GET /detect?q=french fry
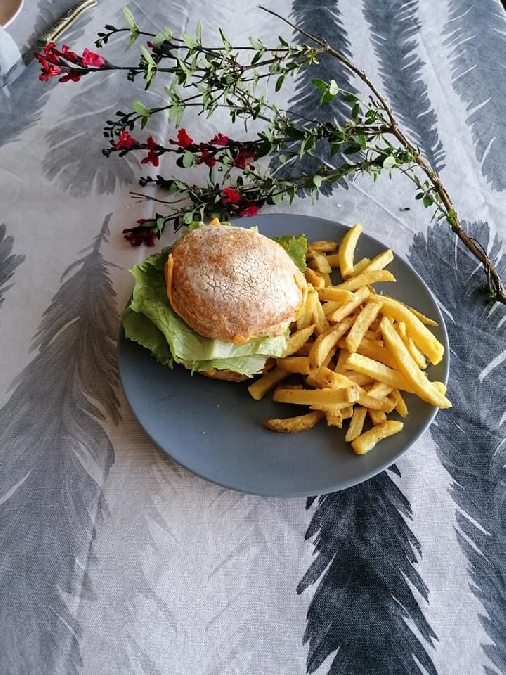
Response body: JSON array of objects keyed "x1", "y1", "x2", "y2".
[
  {"x1": 356, "y1": 337, "x2": 401, "y2": 370},
  {"x1": 317, "y1": 287, "x2": 354, "y2": 304},
  {"x1": 368, "y1": 409, "x2": 387, "y2": 425},
  {"x1": 345, "y1": 406, "x2": 367, "y2": 442},
  {"x1": 327, "y1": 286, "x2": 371, "y2": 323},
  {"x1": 297, "y1": 289, "x2": 318, "y2": 330},
  {"x1": 308, "y1": 250, "x2": 332, "y2": 274},
  {"x1": 381, "y1": 295, "x2": 438, "y2": 327},
  {"x1": 379, "y1": 317, "x2": 451, "y2": 407},
  {"x1": 273, "y1": 387, "x2": 354, "y2": 406},
  {"x1": 366, "y1": 381, "x2": 394, "y2": 398},
  {"x1": 379, "y1": 296, "x2": 444, "y2": 364},
  {"x1": 325, "y1": 410, "x2": 343, "y2": 428},
  {"x1": 361, "y1": 249, "x2": 394, "y2": 273},
  {"x1": 392, "y1": 389, "x2": 408, "y2": 418},
  {"x1": 345, "y1": 301, "x2": 383, "y2": 353},
  {"x1": 305, "y1": 267, "x2": 326, "y2": 289},
  {"x1": 396, "y1": 321, "x2": 427, "y2": 370},
  {"x1": 312, "y1": 296, "x2": 330, "y2": 335},
  {"x1": 338, "y1": 223, "x2": 363, "y2": 278},
  {"x1": 276, "y1": 356, "x2": 311, "y2": 375},
  {"x1": 350, "y1": 257, "x2": 372, "y2": 277},
  {"x1": 248, "y1": 367, "x2": 291, "y2": 401},
  {"x1": 334, "y1": 269, "x2": 395, "y2": 292},
  {"x1": 306, "y1": 367, "x2": 357, "y2": 390},
  {"x1": 345, "y1": 352, "x2": 413, "y2": 392},
  {"x1": 309, "y1": 318, "x2": 354, "y2": 369},
  {"x1": 283, "y1": 325, "x2": 316, "y2": 357},
  {"x1": 263, "y1": 410, "x2": 324, "y2": 433},
  {"x1": 307, "y1": 240, "x2": 339, "y2": 253},
  {"x1": 356, "y1": 389, "x2": 397, "y2": 412},
  {"x1": 352, "y1": 421, "x2": 404, "y2": 455}
]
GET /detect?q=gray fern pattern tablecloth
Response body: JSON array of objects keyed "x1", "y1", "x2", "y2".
[{"x1": 1, "y1": 1, "x2": 506, "y2": 674}]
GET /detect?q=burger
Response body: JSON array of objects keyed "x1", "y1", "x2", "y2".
[{"x1": 122, "y1": 221, "x2": 308, "y2": 381}]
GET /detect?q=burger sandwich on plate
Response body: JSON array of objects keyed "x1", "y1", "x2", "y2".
[{"x1": 122, "y1": 220, "x2": 308, "y2": 381}]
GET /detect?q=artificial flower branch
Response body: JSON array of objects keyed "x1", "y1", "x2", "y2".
[{"x1": 34, "y1": 6, "x2": 505, "y2": 303}]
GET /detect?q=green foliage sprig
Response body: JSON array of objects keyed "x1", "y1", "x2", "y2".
[{"x1": 38, "y1": 6, "x2": 506, "y2": 303}]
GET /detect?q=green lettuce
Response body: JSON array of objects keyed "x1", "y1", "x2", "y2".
[{"x1": 122, "y1": 228, "x2": 307, "y2": 377}]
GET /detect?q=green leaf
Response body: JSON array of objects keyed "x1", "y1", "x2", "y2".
[
  {"x1": 312, "y1": 78, "x2": 327, "y2": 91},
  {"x1": 183, "y1": 210, "x2": 194, "y2": 224},
  {"x1": 182, "y1": 33, "x2": 195, "y2": 48},
  {"x1": 126, "y1": 31, "x2": 139, "y2": 52},
  {"x1": 123, "y1": 7, "x2": 136, "y2": 29},
  {"x1": 275, "y1": 75, "x2": 285, "y2": 92},
  {"x1": 313, "y1": 175, "x2": 323, "y2": 189},
  {"x1": 182, "y1": 151, "x2": 195, "y2": 168},
  {"x1": 140, "y1": 44, "x2": 155, "y2": 66},
  {"x1": 422, "y1": 195, "x2": 433, "y2": 208},
  {"x1": 131, "y1": 100, "x2": 151, "y2": 117},
  {"x1": 271, "y1": 234, "x2": 308, "y2": 272},
  {"x1": 196, "y1": 20, "x2": 202, "y2": 43},
  {"x1": 352, "y1": 102, "x2": 360, "y2": 118},
  {"x1": 249, "y1": 36, "x2": 264, "y2": 50},
  {"x1": 382, "y1": 155, "x2": 396, "y2": 169}
]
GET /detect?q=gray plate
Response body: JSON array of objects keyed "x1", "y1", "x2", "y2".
[{"x1": 117, "y1": 214, "x2": 449, "y2": 497}]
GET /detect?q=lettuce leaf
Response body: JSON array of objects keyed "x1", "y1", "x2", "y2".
[
  {"x1": 271, "y1": 234, "x2": 307, "y2": 272},
  {"x1": 122, "y1": 227, "x2": 307, "y2": 376}
]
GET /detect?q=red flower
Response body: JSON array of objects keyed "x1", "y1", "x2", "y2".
[
  {"x1": 81, "y1": 48, "x2": 105, "y2": 67},
  {"x1": 197, "y1": 149, "x2": 216, "y2": 167},
  {"x1": 42, "y1": 42, "x2": 60, "y2": 64},
  {"x1": 60, "y1": 44, "x2": 80, "y2": 63},
  {"x1": 123, "y1": 223, "x2": 157, "y2": 246},
  {"x1": 238, "y1": 205, "x2": 260, "y2": 217},
  {"x1": 221, "y1": 187, "x2": 241, "y2": 205},
  {"x1": 170, "y1": 128, "x2": 193, "y2": 148},
  {"x1": 114, "y1": 130, "x2": 138, "y2": 150},
  {"x1": 147, "y1": 41, "x2": 154, "y2": 49},
  {"x1": 233, "y1": 148, "x2": 256, "y2": 169},
  {"x1": 141, "y1": 135, "x2": 160, "y2": 166},
  {"x1": 59, "y1": 70, "x2": 81, "y2": 83},
  {"x1": 209, "y1": 133, "x2": 229, "y2": 146},
  {"x1": 36, "y1": 57, "x2": 62, "y2": 81}
]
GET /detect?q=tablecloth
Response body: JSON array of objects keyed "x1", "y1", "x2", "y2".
[{"x1": 1, "y1": 1, "x2": 506, "y2": 673}]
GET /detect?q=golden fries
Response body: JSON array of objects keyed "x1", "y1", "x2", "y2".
[
  {"x1": 352, "y1": 421, "x2": 404, "y2": 455},
  {"x1": 247, "y1": 224, "x2": 449, "y2": 457},
  {"x1": 263, "y1": 410, "x2": 324, "y2": 433}
]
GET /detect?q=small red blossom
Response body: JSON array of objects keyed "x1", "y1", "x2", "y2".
[
  {"x1": 60, "y1": 44, "x2": 80, "y2": 63},
  {"x1": 197, "y1": 149, "x2": 216, "y2": 167},
  {"x1": 123, "y1": 223, "x2": 157, "y2": 247},
  {"x1": 170, "y1": 128, "x2": 193, "y2": 148},
  {"x1": 221, "y1": 187, "x2": 241, "y2": 205},
  {"x1": 37, "y1": 60, "x2": 62, "y2": 81},
  {"x1": 209, "y1": 133, "x2": 229, "y2": 146},
  {"x1": 42, "y1": 42, "x2": 60, "y2": 64},
  {"x1": 81, "y1": 48, "x2": 105, "y2": 68},
  {"x1": 59, "y1": 70, "x2": 81, "y2": 83},
  {"x1": 233, "y1": 148, "x2": 256, "y2": 170},
  {"x1": 238, "y1": 205, "x2": 260, "y2": 217},
  {"x1": 114, "y1": 130, "x2": 138, "y2": 150},
  {"x1": 147, "y1": 41, "x2": 154, "y2": 48},
  {"x1": 141, "y1": 135, "x2": 160, "y2": 166}
]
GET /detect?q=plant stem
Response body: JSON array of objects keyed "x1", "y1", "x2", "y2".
[{"x1": 259, "y1": 5, "x2": 506, "y2": 303}]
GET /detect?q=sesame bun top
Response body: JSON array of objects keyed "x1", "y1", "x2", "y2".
[{"x1": 165, "y1": 224, "x2": 307, "y2": 343}]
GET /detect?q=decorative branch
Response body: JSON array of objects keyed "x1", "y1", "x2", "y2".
[{"x1": 34, "y1": 6, "x2": 506, "y2": 303}]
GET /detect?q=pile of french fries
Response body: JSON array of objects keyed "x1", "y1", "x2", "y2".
[{"x1": 248, "y1": 224, "x2": 451, "y2": 456}]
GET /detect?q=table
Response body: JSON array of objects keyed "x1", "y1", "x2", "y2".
[{"x1": 1, "y1": 1, "x2": 506, "y2": 674}]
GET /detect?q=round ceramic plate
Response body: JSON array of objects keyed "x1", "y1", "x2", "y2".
[{"x1": 117, "y1": 214, "x2": 449, "y2": 497}]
